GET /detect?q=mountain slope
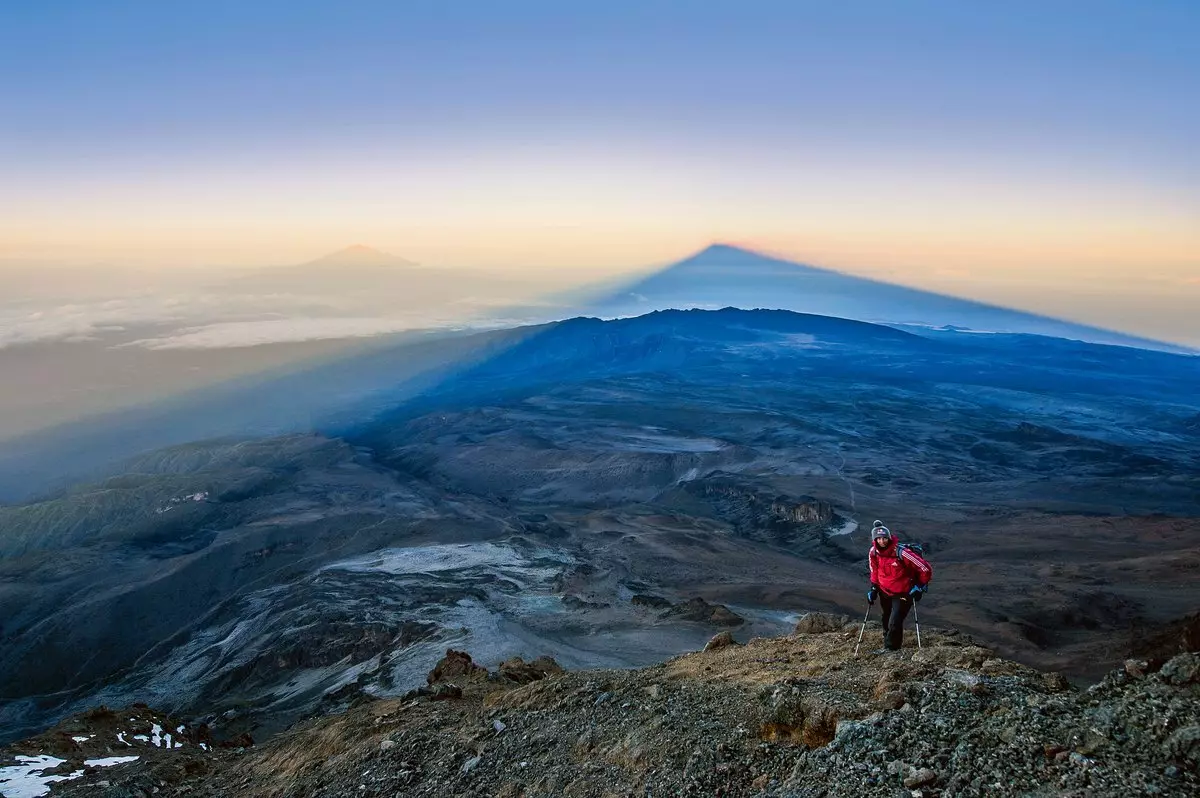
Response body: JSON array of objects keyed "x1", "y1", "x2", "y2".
[
  {"x1": 12, "y1": 626, "x2": 1199, "y2": 798},
  {"x1": 2, "y1": 309, "x2": 1197, "y2": 753}
]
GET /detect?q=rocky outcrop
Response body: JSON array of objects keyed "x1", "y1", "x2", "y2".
[
  {"x1": 426, "y1": 649, "x2": 487, "y2": 685},
  {"x1": 497, "y1": 656, "x2": 565, "y2": 685},
  {"x1": 704, "y1": 631, "x2": 739, "y2": 651},
  {"x1": 560, "y1": 595, "x2": 611, "y2": 610},
  {"x1": 630, "y1": 593, "x2": 673, "y2": 610},
  {"x1": 1160, "y1": 652, "x2": 1200, "y2": 685},
  {"x1": 768, "y1": 497, "x2": 834, "y2": 524},
  {"x1": 681, "y1": 476, "x2": 839, "y2": 548},
  {"x1": 632, "y1": 594, "x2": 746, "y2": 627},
  {"x1": 662, "y1": 597, "x2": 745, "y2": 626},
  {"x1": 698, "y1": 479, "x2": 834, "y2": 525},
  {"x1": 1129, "y1": 611, "x2": 1200, "y2": 664},
  {"x1": 19, "y1": 626, "x2": 1194, "y2": 798},
  {"x1": 793, "y1": 612, "x2": 853, "y2": 634}
]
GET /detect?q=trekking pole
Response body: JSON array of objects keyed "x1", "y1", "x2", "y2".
[
  {"x1": 912, "y1": 601, "x2": 922, "y2": 649},
  {"x1": 852, "y1": 602, "x2": 872, "y2": 658}
]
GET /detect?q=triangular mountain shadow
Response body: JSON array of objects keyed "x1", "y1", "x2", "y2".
[{"x1": 585, "y1": 244, "x2": 1189, "y2": 353}]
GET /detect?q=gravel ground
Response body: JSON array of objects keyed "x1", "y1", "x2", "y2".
[{"x1": 12, "y1": 617, "x2": 1198, "y2": 798}]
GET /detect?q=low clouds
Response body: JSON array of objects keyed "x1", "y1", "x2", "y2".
[
  {"x1": 0, "y1": 300, "x2": 183, "y2": 349},
  {"x1": 0, "y1": 261, "x2": 560, "y2": 350},
  {"x1": 0, "y1": 293, "x2": 301, "y2": 349},
  {"x1": 0, "y1": 302, "x2": 516, "y2": 351},
  {"x1": 123, "y1": 317, "x2": 442, "y2": 349}
]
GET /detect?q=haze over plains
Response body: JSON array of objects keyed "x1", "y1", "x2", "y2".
[{"x1": 2, "y1": 1, "x2": 1198, "y2": 354}]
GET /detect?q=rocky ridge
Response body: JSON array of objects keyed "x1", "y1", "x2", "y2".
[{"x1": 5, "y1": 616, "x2": 1196, "y2": 798}]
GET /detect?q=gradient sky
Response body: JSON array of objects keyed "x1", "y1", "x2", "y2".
[{"x1": 1, "y1": 1, "x2": 1197, "y2": 341}]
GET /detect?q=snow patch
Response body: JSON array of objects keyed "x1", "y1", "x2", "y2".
[
  {"x1": 155, "y1": 491, "x2": 210, "y2": 514},
  {"x1": 604, "y1": 430, "x2": 724, "y2": 453},
  {"x1": 83, "y1": 756, "x2": 140, "y2": 767},
  {"x1": 150, "y1": 722, "x2": 176, "y2": 748},
  {"x1": 829, "y1": 518, "x2": 858, "y2": 537},
  {"x1": 0, "y1": 755, "x2": 83, "y2": 797},
  {"x1": 324, "y1": 542, "x2": 530, "y2": 576}
]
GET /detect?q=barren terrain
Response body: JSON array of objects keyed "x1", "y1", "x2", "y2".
[{"x1": 1, "y1": 308, "x2": 1197, "y2": 750}]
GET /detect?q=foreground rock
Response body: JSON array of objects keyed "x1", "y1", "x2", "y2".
[
  {"x1": 426, "y1": 649, "x2": 488, "y2": 685},
  {"x1": 704, "y1": 630, "x2": 740, "y2": 652},
  {"x1": 792, "y1": 612, "x2": 854, "y2": 635},
  {"x1": 497, "y1": 656, "x2": 566, "y2": 685},
  {"x1": 10, "y1": 626, "x2": 1198, "y2": 798}
]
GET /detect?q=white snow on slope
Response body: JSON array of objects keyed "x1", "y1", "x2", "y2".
[
  {"x1": 0, "y1": 751, "x2": 146, "y2": 797},
  {"x1": 150, "y1": 722, "x2": 181, "y2": 748},
  {"x1": 84, "y1": 756, "x2": 140, "y2": 767},
  {"x1": 324, "y1": 542, "x2": 531, "y2": 575},
  {"x1": 0, "y1": 755, "x2": 81, "y2": 797}
]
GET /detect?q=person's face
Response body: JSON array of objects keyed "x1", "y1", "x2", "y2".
[{"x1": 874, "y1": 536, "x2": 889, "y2": 549}]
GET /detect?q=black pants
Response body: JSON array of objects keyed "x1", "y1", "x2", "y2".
[{"x1": 879, "y1": 593, "x2": 913, "y2": 650}]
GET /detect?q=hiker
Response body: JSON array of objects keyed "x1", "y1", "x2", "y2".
[{"x1": 866, "y1": 520, "x2": 932, "y2": 651}]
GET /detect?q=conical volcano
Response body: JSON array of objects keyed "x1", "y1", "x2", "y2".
[{"x1": 295, "y1": 244, "x2": 419, "y2": 271}]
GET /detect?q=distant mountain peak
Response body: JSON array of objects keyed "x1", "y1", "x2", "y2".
[
  {"x1": 300, "y1": 245, "x2": 418, "y2": 270},
  {"x1": 343, "y1": 243, "x2": 384, "y2": 255}
]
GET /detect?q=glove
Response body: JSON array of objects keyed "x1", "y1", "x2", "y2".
[
  {"x1": 909, "y1": 584, "x2": 926, "y2": 602},
  {"x1": 867, "y1": 586, "x2": 879, "y2": 604}
]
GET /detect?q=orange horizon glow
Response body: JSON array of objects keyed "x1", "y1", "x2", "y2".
[{"x1": 2, "y1": 2, "x2": 1196, "y2": 345}]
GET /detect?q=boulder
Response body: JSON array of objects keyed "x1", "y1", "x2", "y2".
[
  {"x1": 709, "y1": 605, "x2": 746, "y2": 627},
  {"x1": 1159, "y1": 652, "x2": 1200, "y2": 686},
  {"x1": 1041, "y1": 672, "x2": 1071, "y2": 693},
  {"x1": 498, "y1": 655, "x2": 565, "y2": 684},
  {"x1": 793, "y1": 613, "x2": 852, "y2": 635},
  {"x1": 429, "y1": 683, "x2": 463, "y2": 701},
  {"x1": 1124, "y1": 659, "x2": 1150, "y2": 678},
  {"x1": 427, "y1": 649, "x2": 487, "y2": 685},
  {"x1": 903, "y1": 767, "x2": 937, "y2": 789},
  {"x1": 1165, "y1": 726, "x2": 1200, "y2": 767},
  {"x1": 704, "y1": 631, "x2": 739, "y2": 652}
]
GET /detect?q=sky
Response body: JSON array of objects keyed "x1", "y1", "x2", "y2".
[{"x1": 1, "y1": 0, "x2": 1198, "y2": 343}]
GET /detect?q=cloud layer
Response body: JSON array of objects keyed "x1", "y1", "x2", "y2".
[{"x1": 123, "y1": 317, "x2": 447, "y2": 349}]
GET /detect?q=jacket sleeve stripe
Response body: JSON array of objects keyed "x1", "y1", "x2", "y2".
[{"x1": 900, "y1": 548, "x2": 931, "y2": 576}]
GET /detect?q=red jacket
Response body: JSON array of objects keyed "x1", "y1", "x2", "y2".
[{"x1": 869, "y1": 534, "x2": 932, "y2": 596}]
